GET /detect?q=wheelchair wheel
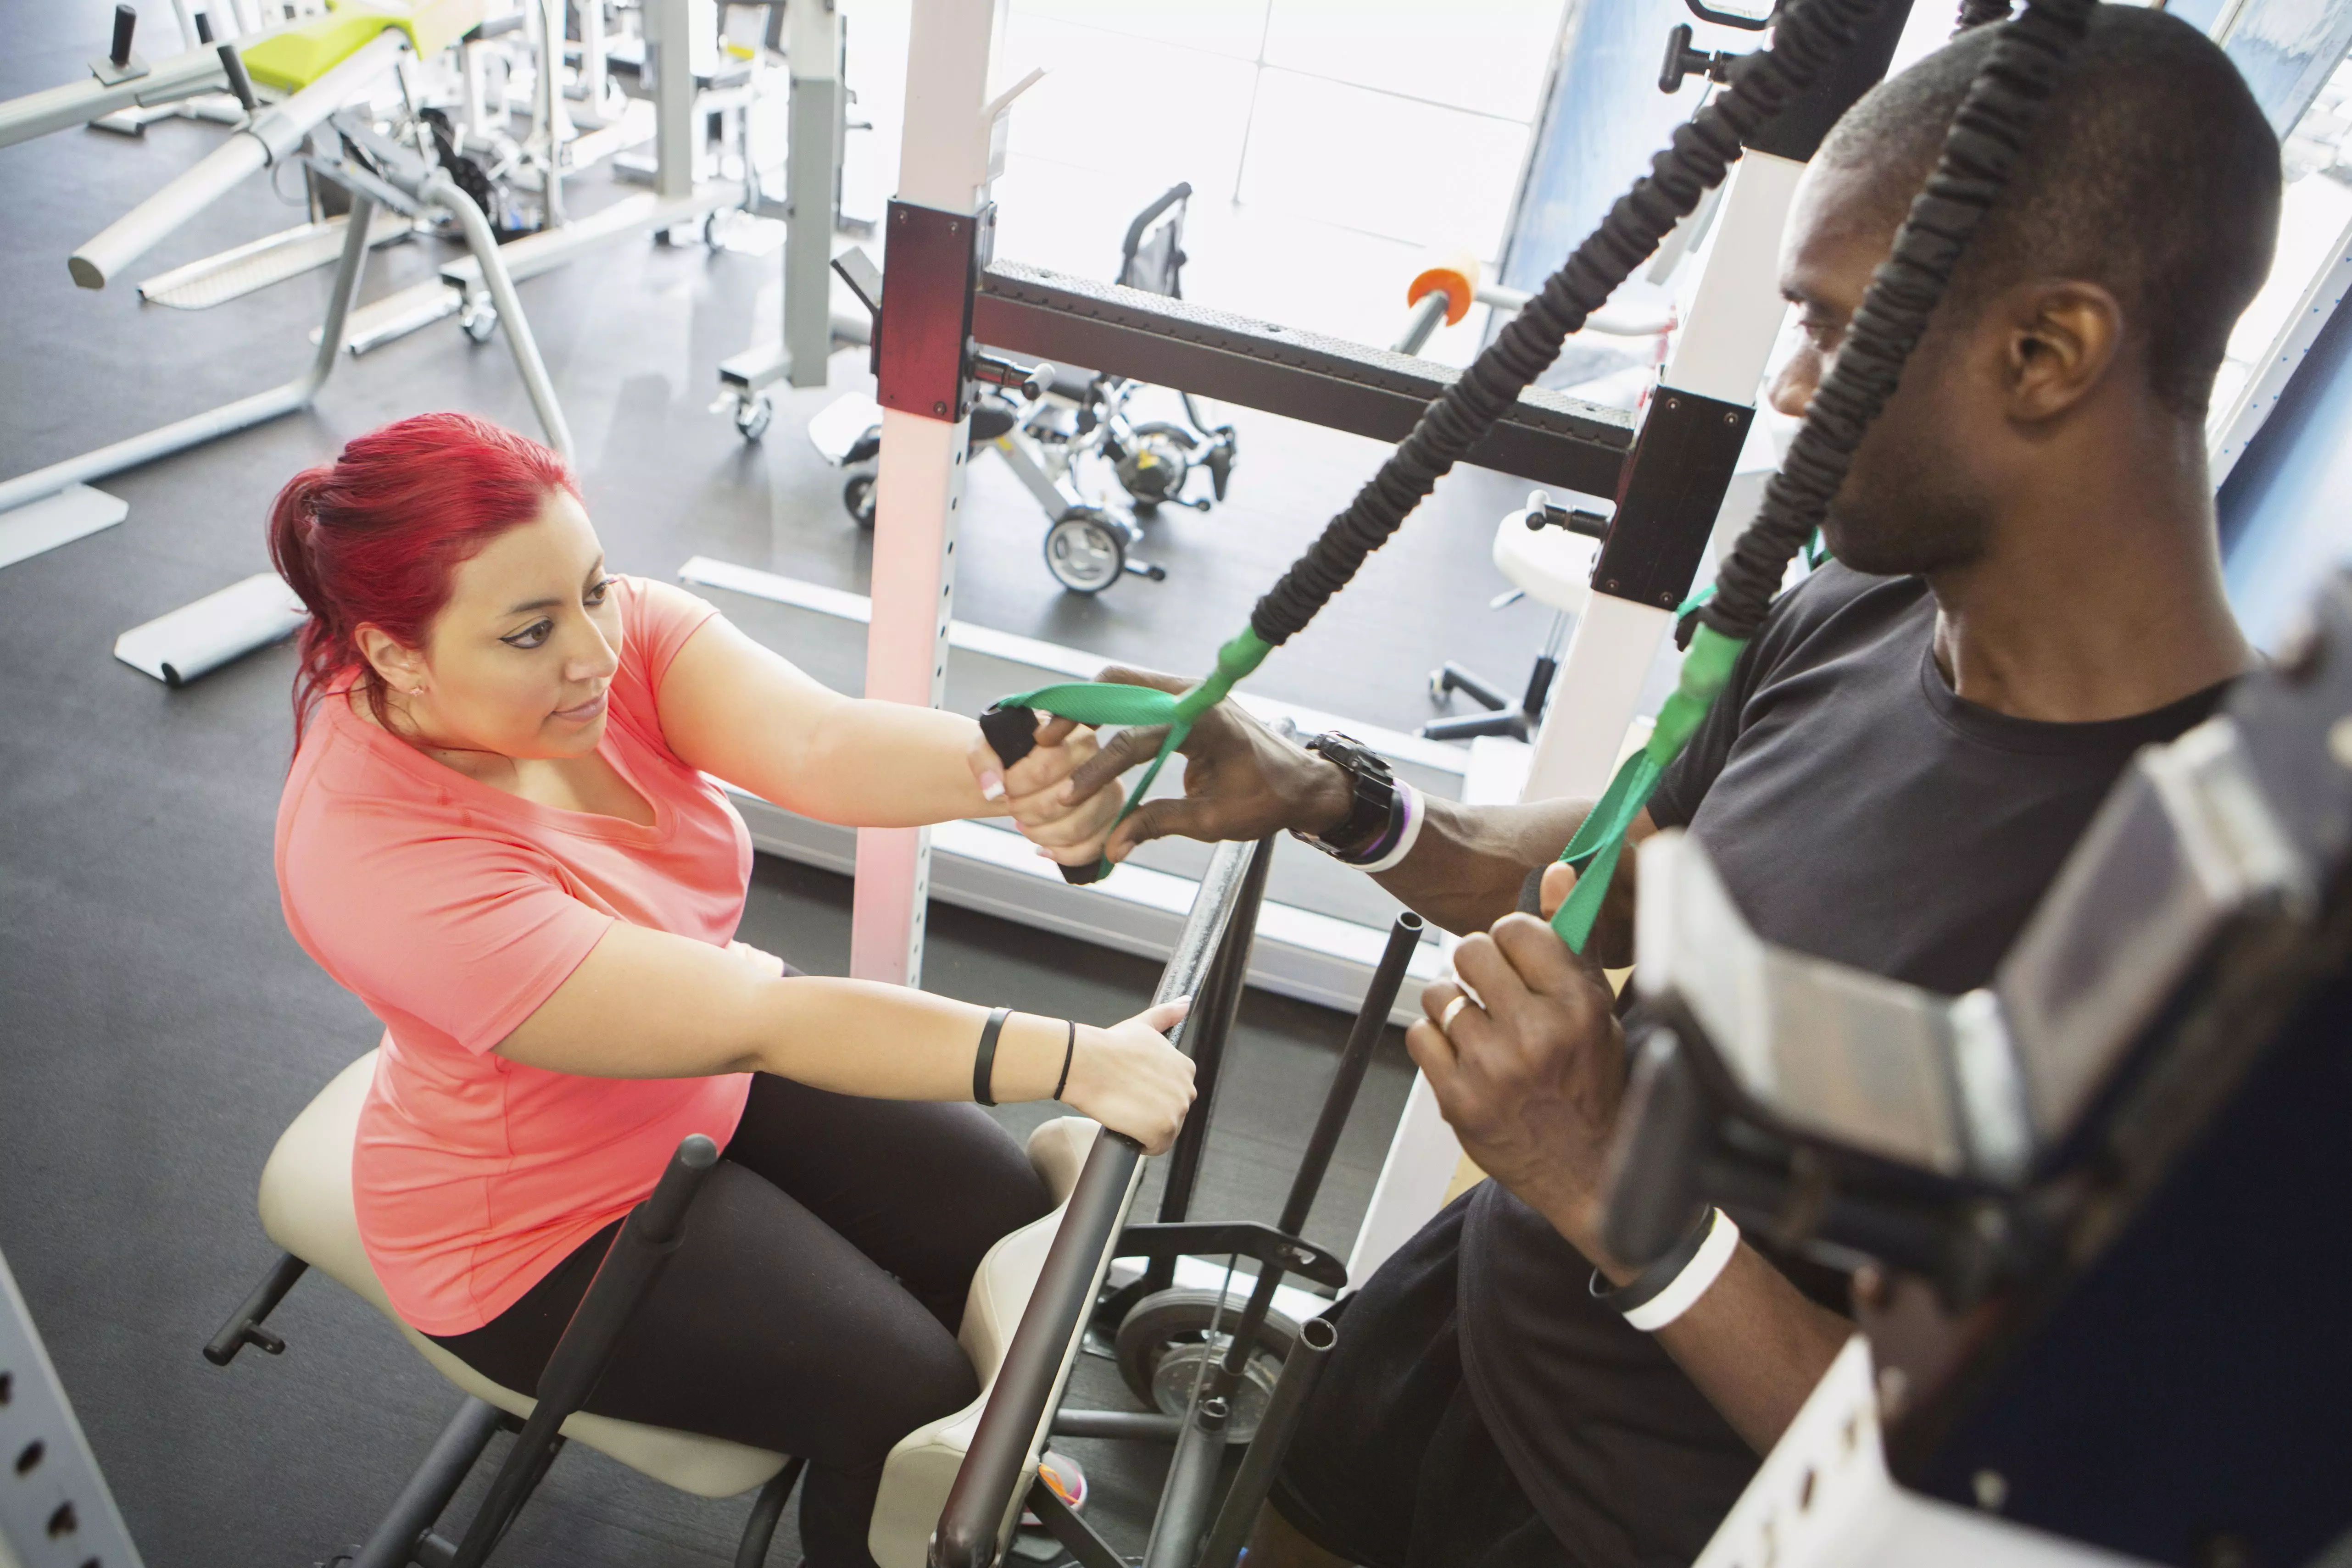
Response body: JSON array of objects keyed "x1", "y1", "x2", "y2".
[
  {"x1": 1114, "y1": 1286, "x2": 1303, "y2": 1445},
  {"x1": 844, "y1": 473, "x2": 877, "y2": 529},
  {"x1": 1044, "y1": 512, "x2": 1124, "y2": 594}
]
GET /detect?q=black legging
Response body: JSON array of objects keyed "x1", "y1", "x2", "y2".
[{"x1": 429, "y1": 1072, "x2": 1054, "y2": 1568}]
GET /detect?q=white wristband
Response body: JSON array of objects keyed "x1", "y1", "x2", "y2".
[
  {"x1": 1621, "y1": 1208, "x2": 1741, "y2": 1332},
  {"x1": 1353, "y1": 781, "x2": 1425, "y2": 873}
]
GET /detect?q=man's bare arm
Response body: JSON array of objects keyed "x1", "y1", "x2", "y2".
[{"x1": 1061, "y1": 665, "x2": 1642, "y2": 949}]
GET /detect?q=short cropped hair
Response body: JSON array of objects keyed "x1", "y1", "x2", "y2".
[{"x1": 1819, "y1": 7, "x2": 2281, "y2": 416}]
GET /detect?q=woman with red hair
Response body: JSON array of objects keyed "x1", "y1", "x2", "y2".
[{"x1": 268, "y1": 412, "x2": 1192, "y2": 1566}]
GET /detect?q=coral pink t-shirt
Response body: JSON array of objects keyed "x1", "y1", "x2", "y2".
[{"x1": 274, "y1": 577, "x2": 756, "y2": 1335}]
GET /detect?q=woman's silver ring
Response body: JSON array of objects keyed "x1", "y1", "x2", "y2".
[{"x1": 1439, "y1": 995, "x2": 1474, "y2": 1035}]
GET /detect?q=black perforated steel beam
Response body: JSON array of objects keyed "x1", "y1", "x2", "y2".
[{"x1": 972, "y1": 261, "x2": 1633, "y2": 498}]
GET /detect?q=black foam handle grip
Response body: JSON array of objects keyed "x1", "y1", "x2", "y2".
[
  {"x1": 978, "y1": 702, "x2": 1040, "y2": 768},
  {"x1": 978, "y1": 704, "x2": 1110, "y2": 887},
  {"x1": 111, "y1": 4, "x2": 137, "y2": 66},
  {"x1": 217, "y1": 42, "x2": 256, "y2": 111}
]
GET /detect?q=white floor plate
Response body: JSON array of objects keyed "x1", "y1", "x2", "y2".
[
  {"x1": 0, "y1": 484, "x2": 127, "y2": 572},
  {"x1": 114, "y1": 573, "x2": 307, "y2": 686},
  {"x1": 138, "y1": 214, "x2": 415, "y2": 311}
]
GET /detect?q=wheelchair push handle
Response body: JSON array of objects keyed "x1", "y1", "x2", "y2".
[{"x1": 978, "y1": 704, "x2": 1111, "y2": 886}]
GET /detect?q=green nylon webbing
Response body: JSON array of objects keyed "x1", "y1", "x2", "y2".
[
  {"x1": 1548, "y1": 623, "x2": 1746, "y2": 953},
  {"x1": 999, "y1": 628, "x2": 1274, "y2": 874},
  {"x1": 993, "y1": 617, "x2": 1741, "y2": 955}
]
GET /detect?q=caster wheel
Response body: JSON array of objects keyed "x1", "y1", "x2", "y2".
[
  {"x1": 1044, "y1": 511, "x2": 1125, "y2": 594},
  {"x1": 1114, "y1": 1287, "x2": 1302, "y2": 1446},
  {"x1": 1428, "y1": 667, "x2": 1449, "y2": 703},
  {"x1": 843, "y1": 473, "x2": 877, "y2": 529},
  {"x1": 459, "y1": 297, "x2": 498, "y2": 344},
  {"x1": 704, "y1": 209, "x2": 728, "y2": 252},
  {"x1": 735, "y1": 394, "x2": 774, "y2": 442}
]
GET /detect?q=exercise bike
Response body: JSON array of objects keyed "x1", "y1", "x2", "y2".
[{"x1": 808, "y1": 183, "x2": 1239, "y2": 594}]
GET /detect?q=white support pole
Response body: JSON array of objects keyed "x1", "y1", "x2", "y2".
[
  {"x1": 849, "y1": 0, "x2": 1006, "y2": 988},
  {"x1": 1522, "y1": 149, "x2": 1803, "y2": 800},
  {"x1": 1343, "y1": 151, "x2": 1809, "y2": 1285}
]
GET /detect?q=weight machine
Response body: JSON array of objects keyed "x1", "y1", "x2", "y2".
[{"x1": 0, "y1": 2, "x2": 575, "y2": 686}]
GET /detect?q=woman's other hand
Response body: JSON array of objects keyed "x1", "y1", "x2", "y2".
[
  {"x1": 1058, "y1": 999, "x2": 1197, "y2": 1154},
  {"x1": 970, "y1": 713, "x2": 1124, "y2": 866}
]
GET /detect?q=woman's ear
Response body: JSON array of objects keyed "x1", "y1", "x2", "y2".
[
  {"x1": 354, "y1": 623, "x2": 424, "y2": 694},
  {"x1": 2000, "y1": 278, "x2": 2123, "y2": 423}
]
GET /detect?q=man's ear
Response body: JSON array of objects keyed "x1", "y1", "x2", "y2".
[
  {"x1": 354, "y1": 623, "x2": 424, "y2": 693},
  {"x1": 1997, "y1": 278, "x2": 2123, "y2": 423}
]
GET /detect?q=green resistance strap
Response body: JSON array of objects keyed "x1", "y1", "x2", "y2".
[
  {"x1": 1546, "y1": 623, "x2": 1745, "y2": 953},
  {"x1": 985, "y1": 614, "x2": 1744, "y2": 937},
  {"x1": 981, "y1": 629, "x2": 1271, "y2": 884}
]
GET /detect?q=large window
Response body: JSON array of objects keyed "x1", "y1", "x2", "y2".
[{"x1": 840, "y1": 0, "x2": 1568, "y2": 361}]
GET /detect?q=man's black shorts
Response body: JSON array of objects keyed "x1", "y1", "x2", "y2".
[{"x1": 1269, "y1": 1192, "x2": 1756, "y2": 1568}]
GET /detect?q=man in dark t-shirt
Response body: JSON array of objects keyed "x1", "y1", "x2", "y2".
[{"x1": 1055, "y1": 11, "x2": 2279, "y2": 1567}]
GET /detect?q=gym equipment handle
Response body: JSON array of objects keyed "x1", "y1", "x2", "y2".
[
  {"x1": 217, "y1": 42, "x2": 257, "y2": 112},
  {"x1": 931, "y1": 839, "x2": 1259, "y2": 1568},
  {"x1": 978, "y1": 704, "x2": 1108, "y2": 885},
  {"x1": 110, "y1": 5, "x2": 137, "y2": 68}
]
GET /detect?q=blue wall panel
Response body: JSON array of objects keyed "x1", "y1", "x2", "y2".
[{"x1": 2217, "y1": 267, "x2": 2352, "y2": 648}]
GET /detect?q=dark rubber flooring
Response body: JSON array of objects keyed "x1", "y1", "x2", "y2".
[{"x1": 0, "y1": 7, "x2": 1566, "y2": 1562}]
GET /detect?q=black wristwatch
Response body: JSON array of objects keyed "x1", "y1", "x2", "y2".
[{"x1": 1294, "y1": 733, "x2": 1397, "y2": 862}]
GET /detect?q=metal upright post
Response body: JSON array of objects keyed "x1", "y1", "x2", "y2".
[
  {"x1": 650, "y1": 0, "x2": 697, "y2": 200},
  {"x1": 1520, "y1": 148, "x2": 1805, "y2": 801},
  {"x1": 535, "y1": 0, "x2": 569, "y2": 227},
  {"x1": 849, "y1": 0, "x2": 1007, "y2": 987},
  {"x1": 785, "y1": 0, "x2": 844, "y2": 387}
]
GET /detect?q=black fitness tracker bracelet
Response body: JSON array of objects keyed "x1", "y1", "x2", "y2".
[
  {"x1": 973, "y1": 1006, "x2": 1012, "y2": 1106},
  {"x1": 1588, "y1": 1204, "x2": 1713, "y2": 1314},
  {"x1": 1293, "y1": 732, "x2": 1398, "y2": 862},
  {"x1": 1053, "y1": 1019, "x2": 1075, "y2": 1102}
]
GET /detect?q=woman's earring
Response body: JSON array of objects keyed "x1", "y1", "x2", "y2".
[{"x1": 409, "y1": 686, "x2": 425, "y2": 697}]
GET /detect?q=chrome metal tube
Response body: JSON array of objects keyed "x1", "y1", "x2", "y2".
[
  {"x1": 0, "y1": 32, "x2": 264, "y2": 149},
  {"x1": 425, "y1": 172, "x2": 576, "y2": 465},
  {"x1": 69, "y1": 29, "x2": 406, "y2": 288}
]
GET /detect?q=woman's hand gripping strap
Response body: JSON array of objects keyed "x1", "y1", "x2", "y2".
[
  {"x1": 1549, "y1": 624, "x2": 1745, "y2": 952},
  {"x1": 981, "y1": 629, "x2": 1273, "y2": 885}
]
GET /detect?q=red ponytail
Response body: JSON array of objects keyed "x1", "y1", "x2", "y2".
[{"x1": 267, "y1": 412, "x2": 579, "y2": 740}]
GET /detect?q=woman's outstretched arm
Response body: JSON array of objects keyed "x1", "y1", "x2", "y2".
[
  {"x1": 497, "y1": 921, "x2": 1197, "y2": 1151},
  {"x1": 648, "y1": 584, "x2": 1115, "y2": 860}
]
